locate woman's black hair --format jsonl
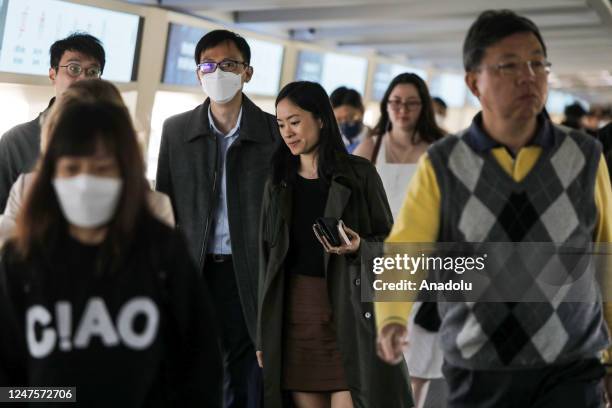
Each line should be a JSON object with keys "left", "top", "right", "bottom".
{"left": 15, "top": 101, "right": 151, "bottom": 273}
{"left": 371, "top": 73, "right": 444, "bottom": 162}
{"left": 271, "top": 81, "right": 347, "bottom": 186}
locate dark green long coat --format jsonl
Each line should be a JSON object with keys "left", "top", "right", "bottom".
{"left": 257, "top": 154, "right": 413, "bottom": 408}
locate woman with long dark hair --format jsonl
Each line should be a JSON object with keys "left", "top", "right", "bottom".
{"left": 356, "top": 73, "right": 446, "bottom": 407}
{"left": 256, "top": 81, "right": 412, "bottom": 408}
{"left": 0, "top": 100, "right": 222, "bottom": 406}
{"left": 354, "top": 73, "right": 444, "bottom": 165}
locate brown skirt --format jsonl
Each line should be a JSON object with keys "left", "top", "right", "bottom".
{"left": 282, "top": 274, "right": 348, "bottom": 392}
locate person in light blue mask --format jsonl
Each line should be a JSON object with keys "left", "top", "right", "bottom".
{"left": 330, "top": 87, "right": 371, "bottom": 153}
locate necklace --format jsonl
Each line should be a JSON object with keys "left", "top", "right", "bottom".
{"left": 384, "top": 131, "right": 426, "bottom": 164}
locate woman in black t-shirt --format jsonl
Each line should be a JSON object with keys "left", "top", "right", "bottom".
{"left": 0, "top": 100, "right": 222, "bottom": 407}
{"left": 256, "top": 81, "right": 413, "bottom": 408}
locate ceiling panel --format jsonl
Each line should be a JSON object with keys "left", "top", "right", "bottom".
{"left": 124, "top": 0, "right": 612, "bottom": 103}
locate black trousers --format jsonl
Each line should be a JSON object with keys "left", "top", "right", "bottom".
{"left": 443, "top": 358, "right": 606, "bottom": 408}
{"left": 204, "top": 258, "right": 262, "bottom": 408}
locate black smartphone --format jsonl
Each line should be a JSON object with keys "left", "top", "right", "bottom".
{"left": 313, "top": 217, "right": 350, "bottom": 247}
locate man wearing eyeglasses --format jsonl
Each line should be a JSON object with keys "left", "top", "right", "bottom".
{"left": 156, "top": 29, "right": 278, "bottom": 408}
{"left": 376, "top": 9, "right": 612, "bottom": 407}
{"left": 0, "top": 33, "right": 104, "bottom": 212}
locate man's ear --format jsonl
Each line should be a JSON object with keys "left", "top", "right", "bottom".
{"left": 465, "top": 71, "right": 480, "bottom": 98}
{"left": 243, "top": 66, "right": 253, "bottom": 83}
{"left": 49, "top": 67, "right": 56, "bottom": 83}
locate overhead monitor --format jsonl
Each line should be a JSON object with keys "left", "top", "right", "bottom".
{"left": 162, "top": 23, "right": 207, "bottom": 86}
{"left": 372, "top": 63, "right": 428, "bottom": 101}
{"left": 243, "top": 38, "right": 284, "bottom": 97}
{"left": 546, "top": 90, "right": 569, "bottom": 115}
{"left": 295, "top": 50, "right": 368, "bottom": 95}
{"left": 0, "top": 1, "right": 7, "bottom": 56}
{"left": 294, "top": 50, "right": 322, "bottom": 83}
{"left": 428, "top": 73, "right": 467, "bottom": 108}
{"left": 0, "top": 0, "right": 142, "bottom": 82}
{"left": 163, "top": 27, "right": 284, "bottom": 96}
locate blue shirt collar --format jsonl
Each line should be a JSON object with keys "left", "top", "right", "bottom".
{"left": 208, "top": 106, "right": 243, "bottom": 138}
{"left": 464, "top": 111, "right": 554, "bottom": 153}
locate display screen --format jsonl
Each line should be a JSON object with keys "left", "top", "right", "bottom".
{"left": 0, "top": 0, "right": 141, "bottom": 82}
{"left": 372, "top": 63, "right": 428, "bottom": 101}
{"left": 243, "top": 37, "right": 284, "bottom": 97}
{"left": 428, "top": 73, "right": 468, "bottom": 108}
{"left": 0, "top": 1, "right": 7, "bottom": 56}
{"left": 163, "top": 26, "right": 284, "bottom": 96}
{"left": 295, "top": 50, "right": 322, "bottom": 83}
{"left": 295, "top": 50, "right": 368, "bottom": 95}
{"left": 162, "top": 23, "right": 207, "bottom": 86}
{"left": 546, "top": 90, "right": 568, "bottom": 115}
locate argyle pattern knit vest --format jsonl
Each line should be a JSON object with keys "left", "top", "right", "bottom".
{"left": 428, "top": 125, "right": 610, "bottom": 370}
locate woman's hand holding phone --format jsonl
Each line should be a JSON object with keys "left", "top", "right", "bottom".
{"left": 313, "top": 219, "right": 360, "bottom": 255}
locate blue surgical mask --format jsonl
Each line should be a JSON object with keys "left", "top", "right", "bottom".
{"left": 339, "top": 122, "right": 362, "bottom": 140}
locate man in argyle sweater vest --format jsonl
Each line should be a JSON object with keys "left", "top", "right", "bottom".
{"left": 376, "top": 10, "right": 612, "bottom": 407}
{"left": 428, "top": 118, "right": 608, "bottom": 370}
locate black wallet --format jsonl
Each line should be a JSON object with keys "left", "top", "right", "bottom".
{"left": 313, "top": 217, "right": 351, "bottom": 247}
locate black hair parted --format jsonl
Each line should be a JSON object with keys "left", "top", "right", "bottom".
{"left": 463, "top": 9, "right": 547, "bottom": 72}
{"left": 272, "top": 81, "right": 347, "bottom": 186}
{"left": 49, "top": 33, "right": 106, "bottom": 72}
{"left": 329, "top": 86, "right": 364, "bottom": 112}
{"left": 194, "top": 29, "right": 251, "bottom": 65}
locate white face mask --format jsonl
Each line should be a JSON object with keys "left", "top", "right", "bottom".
{"left": 435, "top": 114, "right": 446, "bottom": 127}
{"left": 201, "top": 69, "right": 243, "bottom": 104}
{"left": 53, "top": 174, "right": 123, "bottom": 228}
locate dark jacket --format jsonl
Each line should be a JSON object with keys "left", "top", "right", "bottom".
{"left": 257, "top": 154, "right": 413, "bottom": 408}
{"left": 0, "top": 115, "right": 44, "bottom": 212}
{"left": 155, "top": 95, "right": 279, "bottom": 341}
{"left": 0, "top": 218, "right": 223, "bottom": 407}
{"left": 598, "top": 122, "right": 612, "bottom": 181}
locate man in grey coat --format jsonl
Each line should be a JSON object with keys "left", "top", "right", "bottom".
{"left": 0, "top": 33, "right": 105, "bottom": 212}
{"left": 155, "top": 30, "right": 278, "bottom": 408}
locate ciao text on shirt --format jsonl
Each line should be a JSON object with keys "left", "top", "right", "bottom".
{"left": 26, "top": 297, "right": 159, "bottom": 359}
